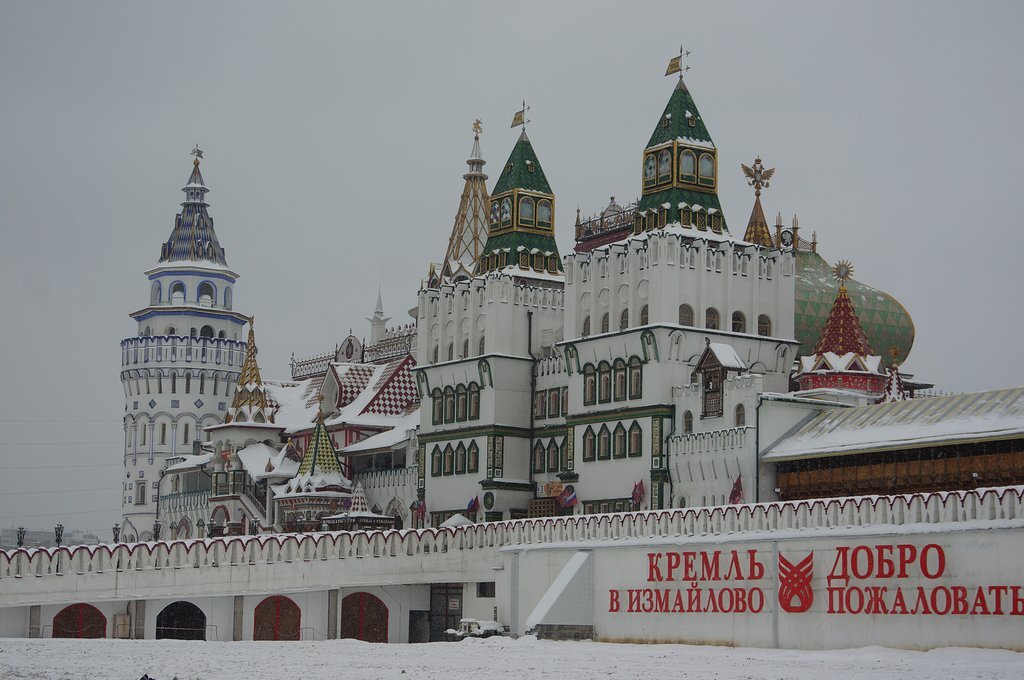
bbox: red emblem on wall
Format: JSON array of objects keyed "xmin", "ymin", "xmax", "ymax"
[{"xmin": 778, "ymin": 553, "xmax": 814, "ymax": 613}]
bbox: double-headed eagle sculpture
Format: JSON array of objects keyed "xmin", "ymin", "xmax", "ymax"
[{"xmin": 741, "ymin": 156, "xmax": 775, "ymax": 196}]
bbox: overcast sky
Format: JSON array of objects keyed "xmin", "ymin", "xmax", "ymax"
[{"xmin": 1, "ymin": 1, "xmax": 1022, "ymax": 535}]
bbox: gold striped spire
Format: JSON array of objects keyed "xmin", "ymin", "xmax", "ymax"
[{"xmin": 225, "ymin": 317, "xmax": 273, "ymax": 424}]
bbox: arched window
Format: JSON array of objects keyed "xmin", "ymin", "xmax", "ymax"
[
  {"xmin": 628, "ymin": 357, "xmax": 642, "ymax": 399},
  {"xmin": 224, "ymin": 287, "xmax": 232, "ymax": 310},
  {"xmin": 628, "ymin": 422, "xmax": 642, "ymax": 457},
  {"xmin": 598, "ymin": 362, "xmax": 612, "ymax": 403},
  {"xmin": 600, "ymin": 313, "xmax": 610, "ymax": 333},
  {"xmin": 447, "ymin": 343, "xmax": 454, "ymax": 361},
  {"xmin": 583, "ymin": 365, "xmax": 597, "ymax": 406},
  {"xmin": 581, "ymin": 316, "xmax": 591, "ymax": 337},
  {"xmin": 467, "ymin": 441, "xmax": 479, "ymax": 473},
  {"xmin": 462, "ymin": 339, "xmax": 469, "ymax": 359},
  {"xmin": 547, "ymin": 440, "xmax": 559, "ymax": 471},
  {"xmin": 478, "ymin": 336, "xmax": 486, "ymax": 355},
  {"xmin": 500, "ymin": 197, "xmax": 512, "ymax": 227},
  {"xmin": 197, "ymin": 282, "xmax": 215, "ymax": 306},
  {"xmin": 643, "ymin": 154, "xmax": 657, "ymax": 187},
  {"xmin": 613, "ymin": 424, "xmax": 627, "ymax": 458},
  {"xmin": 165, "ymin": 326, "xmax": 176, "ymax": 336},
  {"xmin": 537, "ymin": 199, "xmax": 552, "ymax": 228},
  {"xmin": 598, "ymin": 426, "xmax": 611, "ymax": 460},
  {"xmin": 432, "ymin": 387, "xmax": 444, "ymax": 426},
  {"xmin": 432, "ymin": 346, "xmax": 438, "ymax": 364},
  {"xmin": 218, "ymin": 330, "xmax": 226, "ymax": 339},
  {"xmin": 605, "ymin": 360, "xmax": 623, "ymax": 401},
  {"xmin": 455, "ymin": 443, "xmax": 467, "ymax": 474},
  {"xmin": 169, "ymin": 282, "xmax": 185, "ymax": 304},
  {"xmin": 142, "ymin": 326, "xmax": 152, "ymax": 337},
  {"xmin": 151, "ymin": 281, "xmax": 161, "ymax": 305},
  {"xmin": 732, "ymin": 311, "xmax": 746, "ymax": 334},
  {"xmin": 533, "ymin": 441, "xmax": 545, "ymax": 473},
  {"xmin": 735, "ymin": 403, "xmax": 746, "ymax": 427},
  {"xmin": 443, "ymin": 388, "xmax": 455, "ymax": 423},
  {"xmin": 619, "ymin": 308, "xmax": 629, "ymax": 331},
  {"xmin": 679, "ymin": 149, "xmax": 697, "ymax": 181},
  {"xmin": 443, "ymin": 445, "xmax": 454, "ymax": 475},
  {"xmin": 519, "ymin": 196, "xmax": 535, "ymax": 226},
  {"xmin": 200, "ymin": 325, "xmax": 215, "ymax": 338},
  {"xmin": 758, "ymin": 314, "xmax": 772, "ymax": 337},
  {"xmin": 683, "ymin": 410, "xmax": 694, "ymax": 433},
  {"xmin": 679, "ymin": 304, "xmax": 694, "ymax": 326},
  {"xmin": 468, "ymin": 383, "xmax": 480, "ymax": 420},
  {"xmin": 657, "ymin": 149, "xmax": 672, "ymax": 182},
  {"xmin": 583, "ymin": 427, "xmax": 596, "ymax": 461},
  {"xmin": 456, "ymin": 385, "xmax": 467, "ymax": 421},
  {"xmin": 159, "ymin": 422, "xmax": 167, "ymax": 445},
  {"xmin": 431, "ymin": 446, "xmax": 441, "ymax": 476},
  {"xmin": 640, "ymin": 305, "xmax": 649, "ymax": 325},
  {"xmin": 705, "ymin": 308, "xmax": 720, "ymax": 330},
  {"xmin": 698, "ymin": 153, "xmax": 715, "ymax": 186}
]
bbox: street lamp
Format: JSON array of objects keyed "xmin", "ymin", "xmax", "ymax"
[
  {"xmin": 152, "ymin": 520, "xmax": 161, "ymax": 542},
  {"xmin": 54, "ymin": 523, "xmax": 64, "ymax": 548},
  {"xmin": 112, "ymin": 523, "xmax": 120, "ymax": 543},
  {"xmin": 16, "ymin": 526, "xmax": 25, "ymax": 548}
]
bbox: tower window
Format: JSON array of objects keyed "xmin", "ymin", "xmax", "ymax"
[
  {"xmin": 169, "ymin": 282, "xmax": 186, "ymax": 305},
  {"xmin": 583, "ymin": 365, "xmax": 596, "ymax": 405},
  {"xmin": 581, "ymin": 316, "xmax": 591, "ymax": 337},
  {"xmin": 500, "ymin": 198, "xmax": 512, "ymax": 227},
  {"xmin": 224, "ymin": 287, "xmax": 233, "ymax": 309},
  {"xmin": 758, "ymin": 315, "xmax": 772, "ymax": 337},
  {"xmin": 658, "ymin": 149, "xmax": 672, "ymax": 183},
  {"xmin": 537, "ymin": 200, "xmax": 552, "ymax": 227},
  {"xmin": 598, "ymin": 363, "xmax": 612, "ymax": 403},
  {"xmin": 197, "ymin": 282, "xmax": 215, "ymax": 306},
  {"xmin": 644, "ymin": 154, "xmax": 657, "ymax": 187},
  {"xmin": 583, "ymin": 427, "xmax": 596, "ymax": 461},
  {"xmin": 679, "ymin": 150, "xmax": 696, "ymax": 182},
  {"xmin": 732, "ymin": 312, "xmax": 746, "ymax": 334},
  {"xmin": 698, "ymin": 154, "xmax": 715, "ymax": 187},
  {"xmin": 597, "ymin": 426, "xmax": 611, "ymax": 460},
  {"xmin": 600, "ymin": 313, "xmax": 610, "ymax": 333},
  {"xmin": 706, "ymin": 308, "xmax": 720, "ymax": 330},
  {"xmin": 519, "ymin": 196, "xmax": 535, "ymax": 226},
  {"xmin": 151, "ymin": 281, "xmax": 161, "ymax": 305},
  {"xmin": 619, "ymin": 308, "xmax": 629, "ymax": 331},
  {"xmin": 735, "ymin": 404, "xmax": 746, "ymax": 427},
  {"xmin": 640, "ymin": 305, "xmax": 649, "ymax": 325}
]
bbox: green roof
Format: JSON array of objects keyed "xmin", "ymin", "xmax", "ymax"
[
  {"xmin": 795, "ymin": 250, "xmax": 915, "ymax": 363},
  {"xmin": 646, "ymin": 78, "xmax": 715, "ymax": 149},
  {"xmin": 481, "ymin": 231, "xmax": 560, "ymax": 259},
  {"xmin": 637, "ymin": 186, "xmax": 727, "ymax": 229},
  {"xmin": 492, "ymin": 130, "xmax": 552, "ymax": 195}
]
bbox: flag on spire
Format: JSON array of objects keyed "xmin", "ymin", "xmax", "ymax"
[
  {"xmin": 511, "ymin": 100, "xmax": 530, "ymax": 128},
  {"xmin": 665, "ymin": 47, "xmax": 691, "ymax": 77}
]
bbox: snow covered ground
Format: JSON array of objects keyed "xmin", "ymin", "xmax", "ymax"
[{"xmin": 1, "ymin": 637, "xmax": 1023, "ymax": 680}]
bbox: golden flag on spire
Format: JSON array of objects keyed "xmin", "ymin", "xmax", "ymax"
[
  {"xmin": 511, "ymin": 100, "xmax": 530, "ymax": 128},
  {"xmin": 665, "ymin": 56, "xmax": 682, "ymax": 76}
]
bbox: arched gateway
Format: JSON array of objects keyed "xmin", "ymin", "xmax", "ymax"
[
  {"xmin": 53, "ymin": 603, "xmax": 106, "ymax": 638},
  {"xmin": 341, "ymin": 592, "xmax": 389, "ymax": 642},
  {"xmin": 253, "ymin": 595, "xmax": 301, "ymax": 641},
  {"xmin": 156, "ymin": 601, "xmax": 207, "ymax": 640}
]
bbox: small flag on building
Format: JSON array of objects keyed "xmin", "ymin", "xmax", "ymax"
[
  {"xmin": 632, "ymin": 480, "xmax": 646, "ymax": 506},
  {"xmin": 410, "ymin": 499, "xmax": 427, "ymax": 518},
  {"xmin": 729, "ymin": 475, "xmax": 744, "ymax": 505},
  {"xmin": 467, "ymin": 495, "xmax": 480, "ymax": 514},
  {"xmin": 558, "ymin": 484, "xmax": 578, "ymax": 508},
  {"xmin": 665, "ymin": 56, "xmax": 682, "ymax": 76},
  {"xmin": 511, "ymin": 100, "xmax": 530, "ymax": 128}
]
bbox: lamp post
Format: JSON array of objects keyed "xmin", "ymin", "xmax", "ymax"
[
  {"xmin": 54, "ymin": 523, "xmax": 64, "ymax": 548},
  {"xmin": 16, "ymin": 526, "xmax": 25, "ymax": 548},
  {"xmin": 152, "ymin": 520, "xmax": 161, "ymax": 542},
  {"xmin": 208, "ymin": 521, "xmax": 217, "ymax": 539},
  {"xmin": 196, "ymin": 518, "xmax": 205, "ymax": 539},
  {"xmin": 112, "ymin": 522, "xmax": 120, "ymax": 543}
]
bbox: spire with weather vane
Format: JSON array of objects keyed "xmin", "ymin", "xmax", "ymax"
[
  {"xmin": 741, "ymin": 156, "xmax": 776, "ymax": 247},
  {"xmin": 158, "ymin": 145, "xmax": 228, "ymax": 266}
]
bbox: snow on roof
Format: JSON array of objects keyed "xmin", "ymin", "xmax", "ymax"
[
  {"xmin": 253, "ymin": 443, "xmax": 301, "ymax": 481},
  {"xmin": 264, "ymin": 378, "xmax": 320, "ymax": 432},
  {"xmin": 489, "ymin": 266, "xmax": 566, "ymax": 284},
  {"xmin": 798, "ymin": 352, "xmax": 883, "ymax": 374},
  {"xmin": 235, "ymin": 442, "xmax": 280, "ymax": 476},
  {"xmin": 165, "ymin": 452, "xmax": 213, "ymax": 473},
  {"xmin": 763, "ymin": 387, "xmax": 1024, "ymax": 461},
  {"xmin": 440, "ymin": 513, "xmax": 473, "ymax": 528},
  {"xmin": 342, "ymin": 410, "xmax": 419, "ymax": 454},
  {"xmin": 707, "ymin": 343, "xmax": 747, "ymax": 370}
]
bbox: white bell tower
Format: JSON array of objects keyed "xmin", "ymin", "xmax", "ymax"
[{"xmin": 118, "ymin": 148, "xmax": 250, "ymax": 541}]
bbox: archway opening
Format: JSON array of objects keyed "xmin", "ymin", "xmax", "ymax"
[
  {"xmin": 53, "ymin": 603, "xmax": 106, "ymax": 638},
  {"xmin": 341, "ymin": 592, "xmax": 388, "ymax": 643},
  {"xmin": 156, "ymin": 601, "xmax": 206, "ymax": 640},
  {"xmin": 254, "ymin": 595, "xmax": 300, "ymax": 641}
]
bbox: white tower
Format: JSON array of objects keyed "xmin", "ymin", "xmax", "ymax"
[{"xmin": 119, "ymin": 148, "xmax": 249, "ymax": 541}]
